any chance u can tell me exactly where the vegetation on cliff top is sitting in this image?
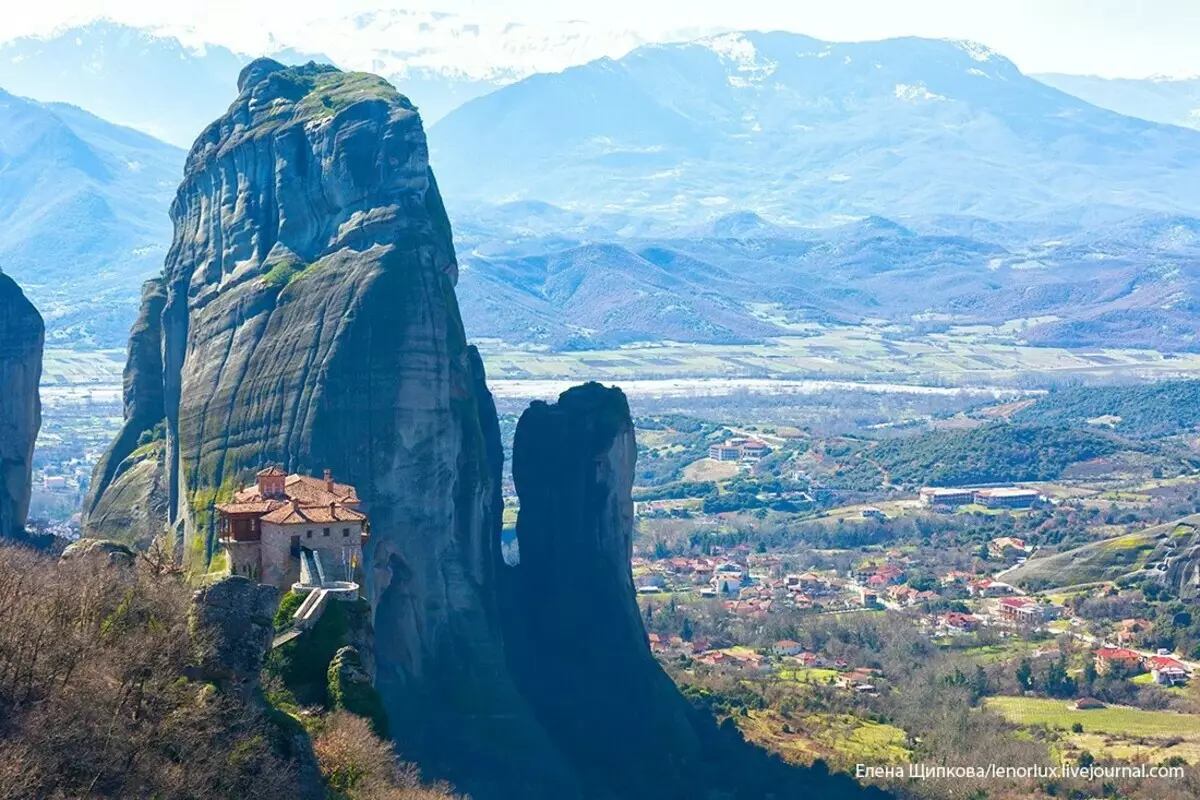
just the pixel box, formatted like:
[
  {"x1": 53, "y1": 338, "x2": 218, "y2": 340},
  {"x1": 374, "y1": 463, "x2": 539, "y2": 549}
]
[
  {"x1": 294, "y1": 68, "x2": 410, "y2": 119},
  {"x1": 247, "y1": 61, "x2": 412, "y2": 132}
]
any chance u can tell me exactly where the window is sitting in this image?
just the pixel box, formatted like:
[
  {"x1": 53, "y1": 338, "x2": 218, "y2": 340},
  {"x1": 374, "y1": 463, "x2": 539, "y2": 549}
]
[
  {"x1": 323, "y1": 528, "x2": 330, "y2": 537},
  {"x1": 343, "y1": 528, "x2": 350, "y2": 538},
  {"x1": 306, "y1": 529, "x2": 312, "y2": 539}
]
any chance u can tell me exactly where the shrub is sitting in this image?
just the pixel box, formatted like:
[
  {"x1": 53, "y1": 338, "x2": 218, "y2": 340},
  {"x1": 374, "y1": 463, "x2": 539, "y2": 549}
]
[
  {"x1": 275, "y1": 589, "x2": 306, "y2": 630},
  {"x1": 0, "y1": 544, "x2": 299, "y2": 799},
  {"x1": 313, "y1": 712, "x2": 460, "y2": 800},
  {"x1": 264, "y1": 260, "x2": 307, "y2": 288}
]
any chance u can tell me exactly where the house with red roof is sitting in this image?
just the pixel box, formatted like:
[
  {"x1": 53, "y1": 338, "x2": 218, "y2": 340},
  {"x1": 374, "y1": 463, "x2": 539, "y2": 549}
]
[
  {"x1": 1147, "y1": 655, "x2": 1190, "y2": 685},
  {"x1": 968, "y1": 578, "x2": 1014, "y2": 597},
  {"x1": 998, "y1": 596, "x2": 1057, "y2": 624},
  {"x1": 940, "y1": 612, "x2": 981, "y2": 634},
  {"x1": 217, "y1": 466, "x2": 368, "y2": 591},
  {"x1": 791, "y1": 652, "x2": 826, "y2": 668}
]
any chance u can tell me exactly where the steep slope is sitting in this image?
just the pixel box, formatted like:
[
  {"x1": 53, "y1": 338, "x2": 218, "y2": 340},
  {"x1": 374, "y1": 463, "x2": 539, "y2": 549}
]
[
  {"x1": 0, "y1": 88, "x2": 183, "y2": 346},
  {"x1": 82, "y1": 277, "x2": 169, "y2": 546},
  {"x1": 0, "y1": 272, "x2": 43, "y2": 539},
  {"x1": 1036, "y1": 73, "x2": 1200, "y2": 131},
  {"x1": 432, "y1": 32, "x2": 1200, "y2": 220},
  {"x1": 1005, "y1": 515, "x2": 1200, "y2": 592}
]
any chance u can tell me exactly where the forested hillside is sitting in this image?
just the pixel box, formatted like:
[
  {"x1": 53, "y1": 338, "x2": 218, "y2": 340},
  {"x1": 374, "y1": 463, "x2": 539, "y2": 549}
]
[{"x1": 1014, "y1": 380, "x2": 1200, "y2": 439}]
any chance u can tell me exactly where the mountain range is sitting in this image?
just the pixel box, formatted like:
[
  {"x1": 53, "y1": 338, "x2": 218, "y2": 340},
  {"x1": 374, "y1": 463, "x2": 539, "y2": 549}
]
[
  {"x1": 1035, "y1": 73, "x2": 1200, "y2": 131},
  {"x1": 431, "y1": 32, "x2": 1200, "y2": 221},
  {"x1": 0, "y1": 17, "x2": 660, "y2": 147},
  {"x1": 453, "y1": 207, "x2": 1200, "y2": 351},
  {"x1": 6, "y1": 25, "x2": 1200, "y2": 352},
  {"x1": 0, "y1": 23, "x2": 320, "y2": 147},
  {"x1": 0, "y1": 88, "x2": 182, "y2": 346}
]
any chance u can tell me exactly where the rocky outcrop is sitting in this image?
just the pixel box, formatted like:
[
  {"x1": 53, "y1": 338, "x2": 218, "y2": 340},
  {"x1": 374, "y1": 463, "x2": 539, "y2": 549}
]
[
  {"x1": 87, "y1": 61, "x2": 881, "y2": 800},
  {"x1": 327, "y1": 645, "x2": 389, "y2": 736},
  {"x1": 503, "y1": 384, "x2": 703, "y2": 793},
  {"x1": 189, "y1": 575, "x2": 279, "y2": 691},
  {"x1": 86, "y1": 59, "x2": 572, "y2": 796},
  {"x1": 83, "y1": 277, "x2": 168, "y2": 546},
  {"x1": 0, "y1": 273, "x2": 42, "y2": 540},
  {"x1": 502, "y1": 383, "x2": 886, "y2": 799},
  {"x1": 60, "y1": 538, "x2": 137, "y2": 567}
]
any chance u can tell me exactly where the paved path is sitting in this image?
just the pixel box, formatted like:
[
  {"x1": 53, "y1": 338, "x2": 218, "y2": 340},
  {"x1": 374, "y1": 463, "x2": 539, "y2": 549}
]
[{"x1": 272, "y1": 629, "x2": 303, "y2": 649}]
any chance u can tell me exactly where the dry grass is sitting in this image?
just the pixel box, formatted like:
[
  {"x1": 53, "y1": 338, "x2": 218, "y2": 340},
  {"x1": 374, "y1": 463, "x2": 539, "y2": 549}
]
[
  {"x1": 0, "y1": 543, "x2": 466, "y2": 800},
  {"x1": 0, "y1": 543, "x2": 299, "y2": 799},
  {"x1": 682, "y1": 458, "x2": 739, "y2": 482},
  {"x1": 313, "y1": 712, "x2": 462, "y2": 799}
]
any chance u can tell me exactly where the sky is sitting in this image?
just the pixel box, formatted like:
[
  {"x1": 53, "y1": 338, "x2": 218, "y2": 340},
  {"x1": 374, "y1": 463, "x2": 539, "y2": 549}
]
[{"x1": 4, "y1": 0, "x2": 1200, "y2": 78}]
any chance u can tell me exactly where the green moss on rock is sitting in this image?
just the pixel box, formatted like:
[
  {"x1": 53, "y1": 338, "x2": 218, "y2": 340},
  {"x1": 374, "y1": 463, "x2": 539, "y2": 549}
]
[{"x1": 327, "y1": 645, "x2": 389, "y2": 738}]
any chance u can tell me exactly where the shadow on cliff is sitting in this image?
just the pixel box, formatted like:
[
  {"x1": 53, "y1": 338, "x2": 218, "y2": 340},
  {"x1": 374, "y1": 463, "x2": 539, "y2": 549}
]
[
  {"x1": 78, "y1": 58, "x2": 888, "y2": 800},
  {"x1": 492, "y1": 382, "x2": 886, "y2": 800}
]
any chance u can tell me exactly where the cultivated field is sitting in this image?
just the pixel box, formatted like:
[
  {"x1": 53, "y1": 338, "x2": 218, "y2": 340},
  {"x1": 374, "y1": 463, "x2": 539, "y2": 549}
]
[
  {"x1": 475, "y1": 323, "x2": 1200, "y2": 386},
  {"x1": 987, "y1": 696, "x2": 1200, "y2": 764},
  {"x1": 42, "y1": 349, "x2": 124, "y2": 386},
  {"x1": 986, "y1": 696, "x2": 1200, "y2": 738}
]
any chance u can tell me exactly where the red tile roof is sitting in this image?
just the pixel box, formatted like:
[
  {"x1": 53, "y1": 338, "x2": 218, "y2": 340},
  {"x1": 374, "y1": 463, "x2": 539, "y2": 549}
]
[
  {"x1": 215, "y1": 500, "x2": 284, "y2": 515},
  {"x1": 234, "y1": 473, "x2": 359, "y2": 506},
  {"x1": 260, "y1": 502, "x2": 367, "y2": 526},
  {"x1": 1095, "y1": 647, "x2": 1141, "y2": 661},
  {"x1": 1147, "y1": 656, "x2": 1187, "y2": 671}
]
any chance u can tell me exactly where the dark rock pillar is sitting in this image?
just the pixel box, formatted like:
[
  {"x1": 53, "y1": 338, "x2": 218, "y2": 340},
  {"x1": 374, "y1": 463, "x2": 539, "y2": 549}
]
[
  {"x1": 502, "y1": 382, "x2": 703, "y2": 796},
  {"x1": 0, "y1": 273, "x2": 43, "y2": 541}
]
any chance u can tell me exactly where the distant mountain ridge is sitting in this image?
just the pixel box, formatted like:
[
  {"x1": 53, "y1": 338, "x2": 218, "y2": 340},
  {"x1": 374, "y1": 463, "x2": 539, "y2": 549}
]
[
  {"x1": 0, "y1": 88, "x2": 183, "y2": 346},
  {"x1": 0, "y1": 17, "x2": 653, "y2": 147},
  {"x1": 453, "y1": 205, "x2": 1200, "y2": 351},
  {"x1": 1036, "y1": 73, "x2": 1200, "y2": 131},
  {"x1": 432, "y1": 31, "x2": 1200, "y2": 221},
  {"x1": 0, "y1": 23, "x2": 246, "y2": 148}
]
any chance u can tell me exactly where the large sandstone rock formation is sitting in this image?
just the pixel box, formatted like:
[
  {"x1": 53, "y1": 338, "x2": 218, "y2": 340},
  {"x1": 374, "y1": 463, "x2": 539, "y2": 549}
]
[
  {"x1": 86, "y1": 60, "x2": 882, "y2": 799},
  {"x1": 85, "y1": 58, "x2": 573, "y2": 796},
  {"x1": 83, "y1": 276, "x2": 168, "y2": 546},
  {"x1": 0, "y1": 272, "x2": 42, "y2": 540},
  {"x1": 504, "y1": 384, "x2": 703, "y2": 792}
]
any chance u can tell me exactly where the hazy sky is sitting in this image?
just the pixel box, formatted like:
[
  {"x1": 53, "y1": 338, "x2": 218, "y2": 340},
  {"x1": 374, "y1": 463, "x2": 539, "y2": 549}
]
[{"x1": 5, "y1": 0, "x2": 1200, "y2": 78}]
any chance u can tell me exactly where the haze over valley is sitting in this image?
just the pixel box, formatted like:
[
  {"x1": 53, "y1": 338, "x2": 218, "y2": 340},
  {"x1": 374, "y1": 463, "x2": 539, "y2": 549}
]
[{"x1": 10, "y1": 7, "x2": 1200, "y2": 798}]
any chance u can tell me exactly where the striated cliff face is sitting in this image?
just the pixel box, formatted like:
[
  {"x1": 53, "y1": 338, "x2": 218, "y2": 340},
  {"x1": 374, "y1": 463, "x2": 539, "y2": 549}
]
[
  {"x1": 0, "y1": 273, "x2": 43, "y2": 540},
  {"x1": 86, "y1": 58, "x2": 572, "y2": 795},
  {"x1": 87, "y1": 60, "x2": 882, "y2": 799},
  {"x1": 83, "y1": 276, "x2": 168, "y2": 546}
]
